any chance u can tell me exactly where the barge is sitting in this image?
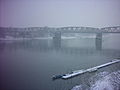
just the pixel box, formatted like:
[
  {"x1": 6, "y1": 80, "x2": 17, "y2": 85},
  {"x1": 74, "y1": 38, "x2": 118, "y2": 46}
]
[{"x1": 52, "y1": 59, "x2": 120, "y2": 80}]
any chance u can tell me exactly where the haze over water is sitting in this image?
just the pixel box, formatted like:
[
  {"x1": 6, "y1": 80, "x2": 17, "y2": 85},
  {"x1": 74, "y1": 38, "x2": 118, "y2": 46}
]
[{"x1": 0, "y1": 34, "x2": 120, "y2": 90}]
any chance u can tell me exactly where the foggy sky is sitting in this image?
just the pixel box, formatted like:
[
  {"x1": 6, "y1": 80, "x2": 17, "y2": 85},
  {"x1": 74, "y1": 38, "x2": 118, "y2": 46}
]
[{"x1": 0, "y1": 0, "x2": 120, "y2": 28}]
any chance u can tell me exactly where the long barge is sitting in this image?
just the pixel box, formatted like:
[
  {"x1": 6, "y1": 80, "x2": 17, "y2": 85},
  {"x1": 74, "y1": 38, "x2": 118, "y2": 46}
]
[{"x1": 52, "y1": 59, "x2": 120, "y2": 80}]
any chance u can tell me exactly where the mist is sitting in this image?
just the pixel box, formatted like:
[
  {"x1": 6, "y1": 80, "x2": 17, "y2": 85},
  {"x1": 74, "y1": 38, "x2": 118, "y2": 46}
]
[{"x1": 0, "y1": 0, "x2": 120, "y2": 28}]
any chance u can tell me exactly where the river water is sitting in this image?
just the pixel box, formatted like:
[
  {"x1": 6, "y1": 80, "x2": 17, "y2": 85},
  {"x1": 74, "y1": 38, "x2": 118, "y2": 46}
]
[{"x1": 0, "y1": 33, "x2": 120, "y2": 90}]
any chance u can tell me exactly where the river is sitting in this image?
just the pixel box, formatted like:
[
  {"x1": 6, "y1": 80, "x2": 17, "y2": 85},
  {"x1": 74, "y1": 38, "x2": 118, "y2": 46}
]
[{"x1": 0, "y1": 33, "x2": 120, "y2": 90}]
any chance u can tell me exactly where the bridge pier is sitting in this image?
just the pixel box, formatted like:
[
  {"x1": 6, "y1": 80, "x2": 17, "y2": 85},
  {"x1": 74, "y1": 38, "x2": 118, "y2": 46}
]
[
  {"x1": 53, "y1": 32, "x2": 61, "y2": 48},
  {"x1": 96, "y1": 33, "x2": 102, "y2": 50}
]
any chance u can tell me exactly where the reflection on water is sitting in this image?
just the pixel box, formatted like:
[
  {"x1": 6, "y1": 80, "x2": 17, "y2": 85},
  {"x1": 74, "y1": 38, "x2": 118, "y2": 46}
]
[
  {"x1": 0, "y1": 34, "x2": 120, "y2": 90},
  {"x1": 0, "y1": 39, "x2": 120, "y2": 57}
]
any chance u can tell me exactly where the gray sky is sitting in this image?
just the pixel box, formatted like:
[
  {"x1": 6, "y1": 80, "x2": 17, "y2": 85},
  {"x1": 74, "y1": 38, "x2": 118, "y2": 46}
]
[{"x1": 0, "y1": 0, "x2": 120, "y2": 28}]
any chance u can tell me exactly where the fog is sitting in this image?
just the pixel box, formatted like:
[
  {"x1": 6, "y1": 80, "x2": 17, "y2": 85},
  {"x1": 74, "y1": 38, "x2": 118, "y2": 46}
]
[{"x1": 0, "y1": 0, "x2": 120, "y2": 27}]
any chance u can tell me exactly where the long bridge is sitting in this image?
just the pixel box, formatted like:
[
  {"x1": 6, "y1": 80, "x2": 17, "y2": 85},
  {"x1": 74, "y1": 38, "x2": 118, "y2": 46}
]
[
  {"x1": 47, "y1": 26, "x2": 120, "y2": 33},
  {"x1": 47, "y1": 26, "x2": 120, "y2": 50},
  {"x1": 0, "y1": 26, "x2": 120, "y2": 50}
]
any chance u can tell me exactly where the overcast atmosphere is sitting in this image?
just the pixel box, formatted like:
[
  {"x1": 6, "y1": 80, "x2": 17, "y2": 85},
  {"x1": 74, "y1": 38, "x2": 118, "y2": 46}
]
[
  {"x1": 1, "y1": 0, "x2": 120, "y2": 90},
  {"x1": 0, "y1": 0, "x2": 120, "y2": 28}
]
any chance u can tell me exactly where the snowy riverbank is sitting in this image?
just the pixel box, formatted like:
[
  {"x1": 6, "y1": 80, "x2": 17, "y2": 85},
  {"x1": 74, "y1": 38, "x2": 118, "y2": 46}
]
[{"x1": 71, "y1": 70, "x2": 120, "y2": 90}]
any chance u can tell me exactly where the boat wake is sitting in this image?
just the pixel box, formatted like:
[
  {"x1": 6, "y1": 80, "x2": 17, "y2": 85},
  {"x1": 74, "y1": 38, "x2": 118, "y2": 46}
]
[{"x1": 71, "y1": 70, "x2": 120, "y2": 90}]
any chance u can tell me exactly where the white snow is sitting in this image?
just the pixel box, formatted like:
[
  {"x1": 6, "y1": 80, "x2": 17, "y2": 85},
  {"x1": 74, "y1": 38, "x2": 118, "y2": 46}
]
[{"x1": 71, "y1": 70, "x2": 120, "y2": 90}]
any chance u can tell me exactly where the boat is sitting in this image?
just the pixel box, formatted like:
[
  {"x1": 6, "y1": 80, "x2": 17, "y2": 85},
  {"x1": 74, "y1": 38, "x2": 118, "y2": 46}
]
[{"x1": 52, "y1": 75, "x2": 62, "y2": 80}]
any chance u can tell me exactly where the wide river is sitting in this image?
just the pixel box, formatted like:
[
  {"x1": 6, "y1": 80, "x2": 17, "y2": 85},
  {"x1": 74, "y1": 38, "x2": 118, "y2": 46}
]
[{"x1": 0, "y1": 33, "x2": 120, "y2": 90}]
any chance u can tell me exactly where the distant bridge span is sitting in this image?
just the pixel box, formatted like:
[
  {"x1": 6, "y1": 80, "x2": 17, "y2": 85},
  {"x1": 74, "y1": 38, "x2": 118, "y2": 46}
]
[
  {"x1": 1, "y1": 26, "x2": 120, "y2": 50},
  {"x1": 47, "y1": 26, "x2": 120, "y2": 33},
  {"x1": 47, "y1": 26, "x2": 120, "y2": 50}
]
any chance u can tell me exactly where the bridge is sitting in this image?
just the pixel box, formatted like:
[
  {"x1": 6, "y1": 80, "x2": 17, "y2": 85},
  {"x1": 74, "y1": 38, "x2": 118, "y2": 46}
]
[
  {"x1": 0, "y1": 26, "x2": 120, "y2": 50},
  {"x1": 47, "y1": 26, "x2": 120, "y2": 50}
]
